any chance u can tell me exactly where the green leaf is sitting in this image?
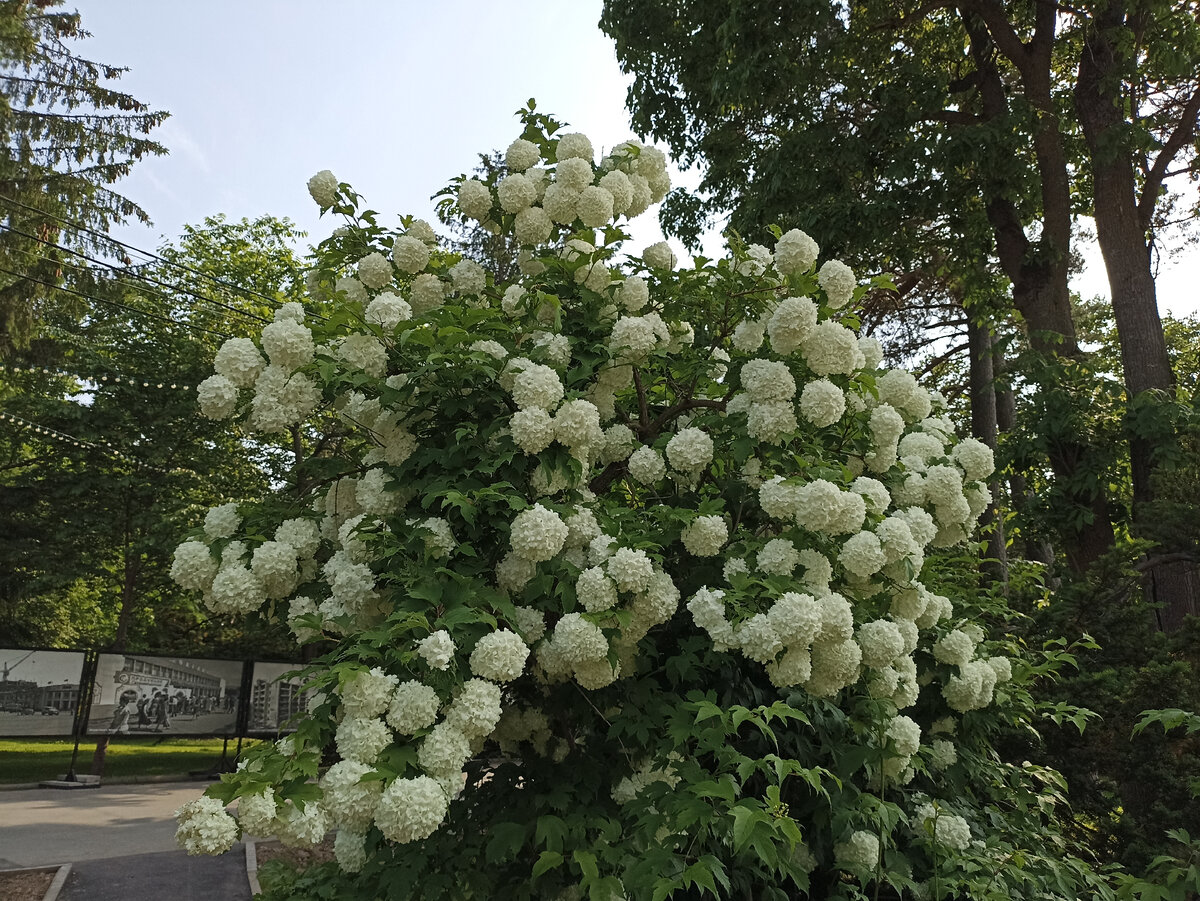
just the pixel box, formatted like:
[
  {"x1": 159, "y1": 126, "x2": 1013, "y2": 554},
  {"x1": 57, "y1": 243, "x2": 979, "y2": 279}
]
[
  {"x1": 531, "y1": 850, "x2": 563, "y2": 881},
  {"x1": 574, "y1": 849, "x2": 599, "y2": 882}
]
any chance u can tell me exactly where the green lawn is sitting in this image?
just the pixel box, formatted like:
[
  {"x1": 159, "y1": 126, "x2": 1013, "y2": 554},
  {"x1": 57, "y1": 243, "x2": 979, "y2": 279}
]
[{"x1": 0, "y1": 736, "x2": 252, "y2": 784}]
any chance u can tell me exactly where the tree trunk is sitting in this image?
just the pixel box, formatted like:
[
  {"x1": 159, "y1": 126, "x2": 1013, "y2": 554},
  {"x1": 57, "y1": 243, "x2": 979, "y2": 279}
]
[
  {"x1": 964, "y1": 10, "x2": 1114, "y2": 572},
  {"x1": 1074, "y1": 4, "x2": 1197, "y2": 629},
  {"x1": 967, "y1": 316, "x2": 1007, "y2": 584}
]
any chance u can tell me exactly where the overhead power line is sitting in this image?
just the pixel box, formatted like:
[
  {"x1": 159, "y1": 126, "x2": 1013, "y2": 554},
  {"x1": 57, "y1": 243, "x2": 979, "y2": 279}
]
[
  {"x1": 0, "y1": 221, "x2": 271, "y2": 324},
  {"x1": 0, "y1": 193, "x2": 291, "y2": 308},
  {"x1": 3, "y1": 239, "x2": 254, "y2": 336},
  {"x1": 0, "y1": 264, "x2": 233, "y2": 339}
]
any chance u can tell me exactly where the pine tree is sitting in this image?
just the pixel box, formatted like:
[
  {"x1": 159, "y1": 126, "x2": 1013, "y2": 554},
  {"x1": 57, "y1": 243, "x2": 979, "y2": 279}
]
[{"x1": 0, "y1": 0, "x2": 167, "y2": 349}]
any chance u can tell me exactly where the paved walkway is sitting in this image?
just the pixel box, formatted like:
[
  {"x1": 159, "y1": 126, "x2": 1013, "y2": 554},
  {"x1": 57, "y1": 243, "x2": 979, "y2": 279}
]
[{"x1": 0, "y1": 781, "x2": 251, "y2": 900}]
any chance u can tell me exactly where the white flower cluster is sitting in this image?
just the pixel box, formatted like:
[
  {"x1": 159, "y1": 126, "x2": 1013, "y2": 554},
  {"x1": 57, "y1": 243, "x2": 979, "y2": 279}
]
[{"x1": 175, "y1": 797, "x2": 238, "y2": 856}]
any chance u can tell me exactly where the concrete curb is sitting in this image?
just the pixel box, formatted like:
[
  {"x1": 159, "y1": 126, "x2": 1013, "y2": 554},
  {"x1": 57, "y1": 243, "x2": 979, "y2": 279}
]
[
  {"x1": 43, "y1": 863, "x2": 71, "y2": 901},
  {"x1": 0, "y1": 774, "x2": 219, "y2": 792},
  {"x1": 0, "y1": 863, "x2": 72, "y2": 901},
  {"x1": 245, "y1": 839, "x2": 261, "y2": 897}
]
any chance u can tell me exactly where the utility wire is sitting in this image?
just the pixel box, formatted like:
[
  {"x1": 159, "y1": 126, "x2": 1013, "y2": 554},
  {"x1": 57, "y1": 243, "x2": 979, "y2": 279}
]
[
  {"x1": 3, "y1": 240, "x2": 254, "y2": 337},
  {"x1": 0, "y1": 192, "x2": 316, "y2": 315},
  {"x1": 0, "y1": 221, "x2": 272, "y2": 324},
  {"x1": 0, "y1": 264, "x2": 233, "y2": 339}
]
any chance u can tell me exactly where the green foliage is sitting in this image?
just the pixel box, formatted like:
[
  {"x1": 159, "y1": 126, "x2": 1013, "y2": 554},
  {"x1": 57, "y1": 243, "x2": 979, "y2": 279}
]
[
  {"x1": 0, "y1": 216, "x2": 306, "y2": 655},
  {"x1": 0, "y1": 0, "x2": 168, "y2": 348}
]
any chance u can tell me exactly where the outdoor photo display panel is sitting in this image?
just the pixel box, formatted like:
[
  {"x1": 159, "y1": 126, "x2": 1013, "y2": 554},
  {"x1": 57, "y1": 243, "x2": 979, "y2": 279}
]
[
  {"x1": 87, "y1": 653, "x2": 245, "y2": 737},
  {"x1": 0, "y1": 648, "x2": 86, "y2": 737},
  {"x1": 246, "y1": 661, "x2": 317, "y2": 734}
]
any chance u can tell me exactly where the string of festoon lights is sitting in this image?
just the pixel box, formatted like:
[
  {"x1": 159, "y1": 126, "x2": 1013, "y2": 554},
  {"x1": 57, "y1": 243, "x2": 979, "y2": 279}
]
[
  {"x1": 0, "y1": 409, "x2": 174, "y2": 473},
  {"x1": 0, "y1": 362, "x2": 194, "y2": 392}
]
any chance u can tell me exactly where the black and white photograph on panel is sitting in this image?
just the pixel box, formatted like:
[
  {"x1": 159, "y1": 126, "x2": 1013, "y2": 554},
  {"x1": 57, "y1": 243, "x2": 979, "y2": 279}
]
[
  {"x1": 247, "y1": 661, "x2": 317, "y2": 734},
  {"x1": 87, "y1": 653, "x2": 244, "y2": 737},
  {"x1": 0, "y1": 649, "x2": 86, "y2": 736}
]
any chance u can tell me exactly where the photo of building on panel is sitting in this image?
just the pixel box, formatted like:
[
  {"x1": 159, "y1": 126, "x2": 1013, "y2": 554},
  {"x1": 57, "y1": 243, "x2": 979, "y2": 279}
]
[
  {"x1": 247, "y1": 662, "x2": 318, "y2": 734},
  {"x1": 87, "y1": 654, "x2": 244, "y2": 737},
  {"x1": 0, "y1": 649, "x2": 86, "y2": 736}
]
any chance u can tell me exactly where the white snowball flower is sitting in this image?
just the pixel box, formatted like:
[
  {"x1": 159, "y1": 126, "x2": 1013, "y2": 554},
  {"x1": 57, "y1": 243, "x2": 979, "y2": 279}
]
[
  {"x1": 542, "y1": 182, "x2": 580, "y2": 224},
  {"x1": 556, "y1": 132, "x2": 594, "y2": 162},
  {"x1": 175, "y1": 797, "x2": 239, "y2": 856},
  {"x1": 337, "y1": 334, "x2": 388, "y2": 377},
  {"x1": 446, "y1": 678, "x2": 504, "y2": 740},
  {"x1": 953, "y1": 438, "x2": 996, "y2": 481},
  {"x1": 835, "y1": 830, "x2": 879, "y2": 871},
  {"x1": 666, "y1": 427, "x2": 714, "y2": 472},
  {"x1": 641, "y1": 241, "x2": 677, "y2": 270},
  {"x1": 449, "y1": 259, "x2": 486, "y2": 296},
  {"x1": 576, "y1": 565, "x2": 619, "y2": 612},
  {"x1": 510, "y1": 504, "x2": 569, "y2": 563},
  {"x1": 365, "y1": 292, "x2": 412, "y2": 330},
  {"x1": 418, "y1": 630, "x2": 456, "y2": 670},
  {"x1": 341, "y1": 667, "x2": 399, "y2": 719},
  {"x1": 680, "y1": 515, "x2": 728, "y2": 556},
  {"x1": 510, "y1": 408, "x2": 556, "y2": 454},
  {"x1": 260, "y1": 318, "x2": 315, "y2": 371},
  {"x1": 555, "y1": 157, "x2": 594, "y2": 191},
  {"x1": 391, "y1": 235, "x2": 430, "y2": 274},
  {"x1": 933, "y1": 630, "x2": 976, "y2": 668},
  {"x1": 599, "y1": 169, "x2": 634, "y2": 215},
  {"x1": 616, "y1": 275, "x2": 649, "y2": 312},
  {"x1": 858, "y1": 620, "x2": 905, "y2": 669},
  {"x1": 799, "y1": 379, "x2": 846, "y2": 427},
  {"x1": 607, "y1": 547, "x2": 654, "y2": 593},
  {"x1": 818, "y1": 259, "x2": 856, "y2": 309},
  {"x1": 767, "y1": 592, "x2": 823, "y2": 646},
  {"x1": 171, "y1": 541, "x2": 218, "y2": 592},
  {"x1": 197, "y1": 373, "x2": 239, "y2": 419},
  {"x1": 514, "y1": 206, "x2": 553, "y2": 245},
  {"x1": 628, "y1": 445, "x2": 666, "y2": 484},
  {"x1": 731, "y1": 317, "x2": 766, "y2": 352},
  {"x1": 375, "y1": 776, "x2": 449, "y2": 844},
  {"x1": 409, "y1": 273, "x2": 447, "y2": 313},
  {"x1": 505, "y1": 138, "x2": 540, "y2": 171},
  {"x1": 307, "y1": 170, "x2": 339, "y2": 208},
  {"x1": 457, "y1": 178, "x2": 493, "y2": 221},
  {"x1": 236, "y1": 789, "x2": 277, "y2": 837},
  {"x1": 741, "y1": 358, "x2": 796, "y2": 402},
  {"x1": 204, "y1": 502, "x2": 241, "y2": 540},
  {"x1": 758, "y1": 538, "x2": 801, "y2": 576},
  {"x1": 510, "y1": 362, "x2": 564, "y2": 411},
  {"x1": 774, "y1": 228, "x2": 819, "y2": 275},
  {"x1": 737, "y1": 613, "x2": 783, "y2": 663},
  {"x1": 335, "y1": 715, "x2": 392, "y2": 765},
  {"x1": 214, "y1": 337, "x2": 265, "y2": 388},
  {"x1": 801, "y1": 321, "x2": 863, "y2": 376},
  {"x1": 470, "y1": 629, "x2": 530, "y2": 682},
  {"x1": 357, "y1": 252, "x2": 393, "y2": 290},
  {"x1": 839, "y1": 531, "x2": 887, "y2": 578},
  {"x1": 767, "y1": 297, "x2": 818, "y2": 355},
  {"x1": 497, "y1": 173, "x2": 538, "y2": 213},
  {"x1": 577, "y1": 185, "x2": 615, "y2": 227},
  {"x1": 386, "y1": 680, "x2": 441, "y2": 735}
]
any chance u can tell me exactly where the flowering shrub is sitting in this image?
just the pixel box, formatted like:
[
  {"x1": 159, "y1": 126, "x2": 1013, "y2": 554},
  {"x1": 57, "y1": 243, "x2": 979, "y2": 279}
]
[{"x1": 173, "y1": 107, "x2": 1119, "y2": 899}]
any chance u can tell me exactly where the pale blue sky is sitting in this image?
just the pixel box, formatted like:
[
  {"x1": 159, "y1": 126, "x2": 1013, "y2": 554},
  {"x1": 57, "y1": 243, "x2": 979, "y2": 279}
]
[{"x1": 79, "y1": 2, "x2": 1196, "y2": 317}]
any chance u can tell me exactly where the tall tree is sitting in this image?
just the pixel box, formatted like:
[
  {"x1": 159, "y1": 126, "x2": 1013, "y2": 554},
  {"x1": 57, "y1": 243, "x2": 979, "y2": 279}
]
[
  {"x1": 599, "y1": 0, "x2": 1118, "y2": 571},
  {"x1": 0, "y1": 215, "x2": 305, "y2": 655},
  {"x1": 0, "y1": 0, "x2": 167, "y2": 349}
]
